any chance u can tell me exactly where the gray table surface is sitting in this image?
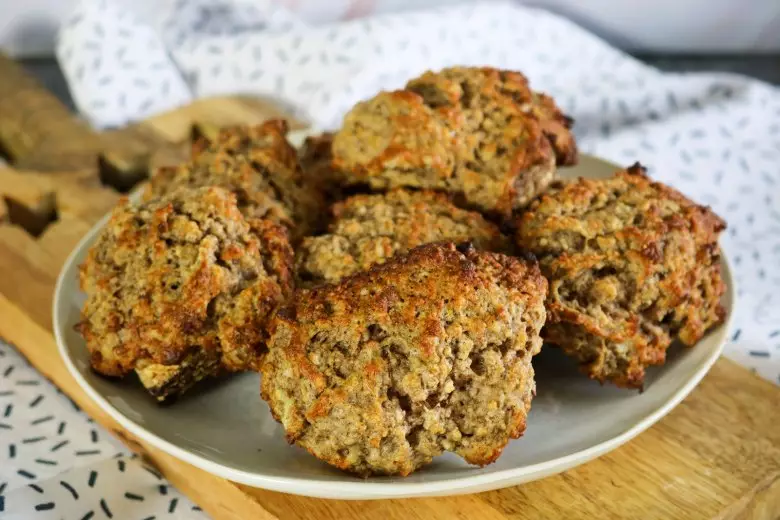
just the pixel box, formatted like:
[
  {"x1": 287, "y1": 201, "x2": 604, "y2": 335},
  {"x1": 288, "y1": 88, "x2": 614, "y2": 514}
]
[{"x1": 16, "y1": 55, "x2": 780, "y2": 114}]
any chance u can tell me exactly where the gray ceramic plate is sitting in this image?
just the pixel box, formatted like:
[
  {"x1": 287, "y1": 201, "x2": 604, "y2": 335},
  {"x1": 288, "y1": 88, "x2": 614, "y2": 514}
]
[{"x1": 53, "y1": 133, "x2": 735, "y2": 499}]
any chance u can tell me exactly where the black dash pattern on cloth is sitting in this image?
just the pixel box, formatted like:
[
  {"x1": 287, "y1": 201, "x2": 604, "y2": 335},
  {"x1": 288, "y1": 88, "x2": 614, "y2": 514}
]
[
  {"x1": 100, "y1": 498, "x2": 113, "y2": 518},
  {"x1": 60, "y1": 480, "x2": 79, "y2": 499},
  {"x1": 1, "y1": 341, "x2": 206, "y2": 517}
]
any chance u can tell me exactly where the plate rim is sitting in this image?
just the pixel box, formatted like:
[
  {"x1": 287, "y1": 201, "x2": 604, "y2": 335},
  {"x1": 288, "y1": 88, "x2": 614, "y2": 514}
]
[{"x1": 52, "y1": 154, "x2": 737, "y2": 499}]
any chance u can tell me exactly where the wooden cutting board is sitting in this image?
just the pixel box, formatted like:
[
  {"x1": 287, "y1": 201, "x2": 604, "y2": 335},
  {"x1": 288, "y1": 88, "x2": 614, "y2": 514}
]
[{"x1": 0, "y1": 53, "x2": 777, "y2": 520}]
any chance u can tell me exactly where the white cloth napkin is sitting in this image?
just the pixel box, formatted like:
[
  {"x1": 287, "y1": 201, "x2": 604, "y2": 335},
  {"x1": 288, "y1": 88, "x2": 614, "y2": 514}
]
[
  {"x1": 0, "y1": 341, "x2": 206, "y2": 519},
  {"x1": 4, "y1": 0, "x2": 777, "y2": 517}
]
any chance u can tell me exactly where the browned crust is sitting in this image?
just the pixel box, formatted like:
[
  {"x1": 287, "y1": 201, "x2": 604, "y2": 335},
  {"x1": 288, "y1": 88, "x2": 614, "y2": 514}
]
[
  {"x1": 516, "y1": 164, "x2": 726, "y2": 388},
  {"x1": 262, "y1": 243, "x2": 547, "y2": 476},
  {"x1": 134, "y1": 349, "x2": 222, "y2": 401},
  {"x1": 531, "y1": 92, "x2": 578, "y2": 166},
  {"x1": 295, "y1": 189, "x2": 512, "y2": 286},
  {"x1": 407, "y1": 67, "x2": 577, "y2": 167},
  {"x1": 332, "y1": 90, "x2": 460, "y2": 185},
  {"x1": 298, "y1": 131, "x2": 343, "y2": 205},
  {"x1": 146, "y1": 119, "x2": 326, "y2": 240},
  {"x1": 332, "y1": 67, "x2": 563, "y2": 221},
  {"x1": 78, "y1": 187, "x2": 294, "y2": 400}
]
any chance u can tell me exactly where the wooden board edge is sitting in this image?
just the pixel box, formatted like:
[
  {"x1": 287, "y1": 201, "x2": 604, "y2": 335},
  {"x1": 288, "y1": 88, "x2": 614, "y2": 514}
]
[{"x1": 714, "y1": 470, "x2": 780, "y2": 520}]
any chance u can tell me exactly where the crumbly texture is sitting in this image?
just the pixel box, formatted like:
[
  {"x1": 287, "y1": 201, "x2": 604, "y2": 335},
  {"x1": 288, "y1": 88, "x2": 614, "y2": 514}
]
[
  {"x1": 515, "y1": 164, "x2": 726, "y2": 388},
  {"x1": 406, "y1": 67, "x2": 577, "y2": 167},
  {"x1": 296, "y1": 189, "x2": 511, "y2": 286},
  {"x1": 529, "y1": 92, "x2": 578, "y2": 167},
  {"x1": 331, "y1": 66, "x2": 574, "y2": 220},
  {"x1": 78, "y1": 187, "x2": 294, "y2": 400},
  {"x1": 298, "y1": 132, "x2": 344, "y2": 205},
  {"x1": 146, "y1": 120, "x2": 325, "y2": 240},
  {"x1": 262, "y1": 243, "x2": 547, "y2": 476}
]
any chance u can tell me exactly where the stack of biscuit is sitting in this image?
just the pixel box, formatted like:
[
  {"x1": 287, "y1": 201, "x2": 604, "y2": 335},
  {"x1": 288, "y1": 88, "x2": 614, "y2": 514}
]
[
  {"x1": 78, "y1": 66, "x2": 726, "y2": 477},
  {"x1": 79, "y1": 120, "x2": 310, "y2": 400}
]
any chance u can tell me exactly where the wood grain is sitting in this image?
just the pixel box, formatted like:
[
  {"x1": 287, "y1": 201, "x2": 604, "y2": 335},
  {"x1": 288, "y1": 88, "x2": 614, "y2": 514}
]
[
  {"x1": 0, "y1": 51, "x2": 777, "y2": 520},
  {"x1": 0, "y1": 54, "x2": 97, "y2": 170}
]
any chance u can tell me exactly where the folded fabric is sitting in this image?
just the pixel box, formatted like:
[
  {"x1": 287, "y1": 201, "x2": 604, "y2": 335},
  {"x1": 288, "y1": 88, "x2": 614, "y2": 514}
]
[{"x1": 0, "y1": 341, "x2": 205, "y2": 519}]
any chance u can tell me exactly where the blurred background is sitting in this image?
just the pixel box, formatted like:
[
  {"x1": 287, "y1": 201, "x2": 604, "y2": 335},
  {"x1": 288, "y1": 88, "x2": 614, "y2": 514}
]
[
  {"x1": 1, "y1": 0, "x2": 779, "y2": 111},
  {"x1": 4, "y1": 0, "x2": 780, "y2": 56}
]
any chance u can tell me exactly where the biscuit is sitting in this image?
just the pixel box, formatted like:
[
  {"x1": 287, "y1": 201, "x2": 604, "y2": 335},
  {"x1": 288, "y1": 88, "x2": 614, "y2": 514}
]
[
  {"x1": 298, "y1": 131, "x2": 344, "y2": 205},
  {"x1": 297, "y1": 189, "x2": 510, "y2": 286},
  {"x1": 516, "y1": 164, "x2": 726, "y2": 388},
  {"x1": 406, "y1": 66, "x2": 577, "y2": 166},
  {"x1": 146, "y1": 120, "x2": 325, "y2": 240},
  {"x1": 262, "y1": 243, "x2": 547, "y2": 475},
  {"x1": 331, "y1": 66, "x2": 573, "y2": 220},
  {"x1": 78, "y1": 187, "x2": 294, "y2": 400}
]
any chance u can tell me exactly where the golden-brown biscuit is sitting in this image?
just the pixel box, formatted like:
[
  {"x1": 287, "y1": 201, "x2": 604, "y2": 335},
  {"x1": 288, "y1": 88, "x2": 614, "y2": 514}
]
[
  {"x1": 146, "y1": 120, "x2": 325, "y2": 241},
  {"x1": 262, "y1": 243, "x2": 547, "y2": 476},
  {"x1": 331, "y1": 66, "x2": 576, "y2": 221},
  {"x1": 516, "y1": 163, "x2": 726, "y2": 388},
  {"x1": 406, "y1": 66, "x2": 577, "y2": 166},
  {"x1": 296, "y1": 189, "x2": 511, "y2": 286},
  {"x1": 78, "y1": 187, "x2": 294, "y2": 400}
]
